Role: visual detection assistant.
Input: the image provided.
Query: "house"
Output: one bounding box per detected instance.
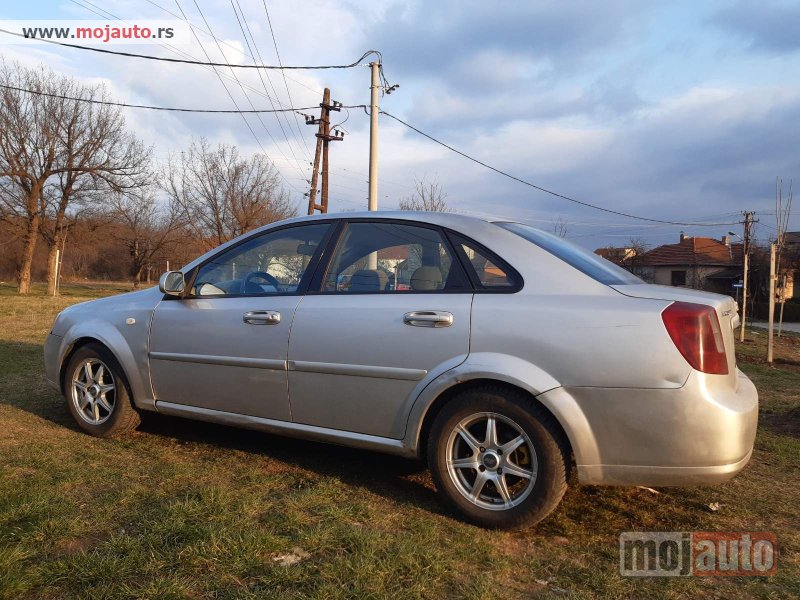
[594,246,637,266]
[631,233,744,294]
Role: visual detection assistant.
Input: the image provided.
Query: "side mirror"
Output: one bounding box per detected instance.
[159,271,185,297]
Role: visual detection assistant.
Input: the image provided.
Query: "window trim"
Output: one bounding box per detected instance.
[180,220,338,300]
[306,218,472,295]
[446,229,523,294]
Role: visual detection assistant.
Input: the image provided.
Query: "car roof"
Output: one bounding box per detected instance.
[272,210,511,230]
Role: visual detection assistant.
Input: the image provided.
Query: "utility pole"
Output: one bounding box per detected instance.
[767,243,776,364]
[368,61,380,212]
[305,88,343,215]
[739,211,755,342]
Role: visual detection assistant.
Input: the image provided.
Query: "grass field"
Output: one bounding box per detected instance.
[0,282,798,599]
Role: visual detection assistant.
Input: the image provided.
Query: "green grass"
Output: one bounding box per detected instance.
[0,282,798,598]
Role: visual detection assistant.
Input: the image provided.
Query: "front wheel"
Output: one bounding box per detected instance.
[64,343,141,437]
[428,386,569,529]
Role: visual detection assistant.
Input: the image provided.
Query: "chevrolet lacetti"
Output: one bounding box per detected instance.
[44,212,758,528]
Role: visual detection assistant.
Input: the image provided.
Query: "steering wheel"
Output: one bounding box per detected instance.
[243,271,281,294]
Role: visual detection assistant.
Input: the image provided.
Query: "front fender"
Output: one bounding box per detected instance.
[58,318,156,412]
[402,352,600,466]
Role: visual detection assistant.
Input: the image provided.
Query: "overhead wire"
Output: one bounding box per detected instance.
[175,0,303,193]
[260,0,314,158]
[228,0,307,167]
[0,83,325,113]
[379,110,739,227]
[142,0,322,95]
[0,27,382,70]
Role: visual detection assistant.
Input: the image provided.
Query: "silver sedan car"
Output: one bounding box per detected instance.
[44,212,758,528]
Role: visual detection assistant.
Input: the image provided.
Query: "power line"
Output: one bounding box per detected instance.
[0,27,381,70]
[188,0,303,180]
[260,0,314,158]
[230,0,308,164]
[380,110,739,227]
[174,0,302,192]
[0,83,326,113]
[69,0,321,122]
[142,0,323,95]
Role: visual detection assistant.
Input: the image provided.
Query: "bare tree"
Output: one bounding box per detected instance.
[0,60,150,294]
[41,90,150,294]
[110,190,185,287]
[0,62,66,293]
[398,177,451,212]
[163,138,296,248]
[551,216,568,238]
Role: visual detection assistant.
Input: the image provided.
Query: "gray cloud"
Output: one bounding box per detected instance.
[366,0,647,89]
[711,1,800,52]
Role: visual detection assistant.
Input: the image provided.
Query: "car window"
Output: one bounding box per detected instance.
[458,240,515,288]
[323,222,465,293]
[498,222,642,285]
[191,223,330,297]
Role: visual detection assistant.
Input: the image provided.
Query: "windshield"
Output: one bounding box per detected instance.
[498,222,642,285]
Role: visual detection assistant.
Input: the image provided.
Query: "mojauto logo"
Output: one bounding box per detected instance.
[619,532,777,577]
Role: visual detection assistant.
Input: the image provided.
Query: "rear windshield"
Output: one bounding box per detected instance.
[497,222,642,285]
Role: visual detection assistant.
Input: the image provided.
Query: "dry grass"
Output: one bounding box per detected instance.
[0,282,798,599]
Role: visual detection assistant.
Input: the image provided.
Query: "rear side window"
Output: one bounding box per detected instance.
[498,222,642,285]
[450,234,518,289]
[323,222,468,293]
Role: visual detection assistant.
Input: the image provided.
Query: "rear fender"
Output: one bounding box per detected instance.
[403,352,600,465]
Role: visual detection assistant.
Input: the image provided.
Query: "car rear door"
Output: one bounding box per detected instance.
[149,222,332,420]
[287,220,473,439]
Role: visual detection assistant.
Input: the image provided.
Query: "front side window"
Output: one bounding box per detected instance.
[191,223,330,297]
[323,222,466,293]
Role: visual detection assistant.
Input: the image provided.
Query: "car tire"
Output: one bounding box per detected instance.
[64,343,141,438]
[428,385,569,529]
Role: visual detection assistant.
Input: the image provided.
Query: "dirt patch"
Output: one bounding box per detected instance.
[762,409,800,439]
[54,533,109,556]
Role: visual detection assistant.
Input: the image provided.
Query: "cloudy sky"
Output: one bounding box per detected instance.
[2,0,799,249]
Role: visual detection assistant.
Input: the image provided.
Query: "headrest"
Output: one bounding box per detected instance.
[410,266,443,291]
[350,269,388,292]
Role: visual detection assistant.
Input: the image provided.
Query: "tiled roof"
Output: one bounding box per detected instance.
[637,237,743,267]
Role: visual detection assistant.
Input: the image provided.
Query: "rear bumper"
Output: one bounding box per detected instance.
[577,449,753,486]
[539,369,758,486]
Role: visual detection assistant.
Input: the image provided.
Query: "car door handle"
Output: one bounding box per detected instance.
[243,310,281,325]
[403,311,454,328]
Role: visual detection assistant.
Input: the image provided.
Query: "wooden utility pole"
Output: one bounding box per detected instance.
[739,211,755,342]
[305,88,343,215]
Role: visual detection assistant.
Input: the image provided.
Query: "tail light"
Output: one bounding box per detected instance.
[661,302,728,375]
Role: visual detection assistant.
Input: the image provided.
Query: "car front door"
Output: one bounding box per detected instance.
[149,222,332,420]
[287,220,473,439]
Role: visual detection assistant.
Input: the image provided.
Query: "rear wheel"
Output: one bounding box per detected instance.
[65,344,141,437]
[428,386,569,529]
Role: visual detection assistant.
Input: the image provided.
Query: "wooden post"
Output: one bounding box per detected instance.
[53,249,60,297]
[767,243,776,364]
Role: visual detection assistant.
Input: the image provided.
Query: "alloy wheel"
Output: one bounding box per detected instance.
[445,412,538,511]
[71,358,116,425]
